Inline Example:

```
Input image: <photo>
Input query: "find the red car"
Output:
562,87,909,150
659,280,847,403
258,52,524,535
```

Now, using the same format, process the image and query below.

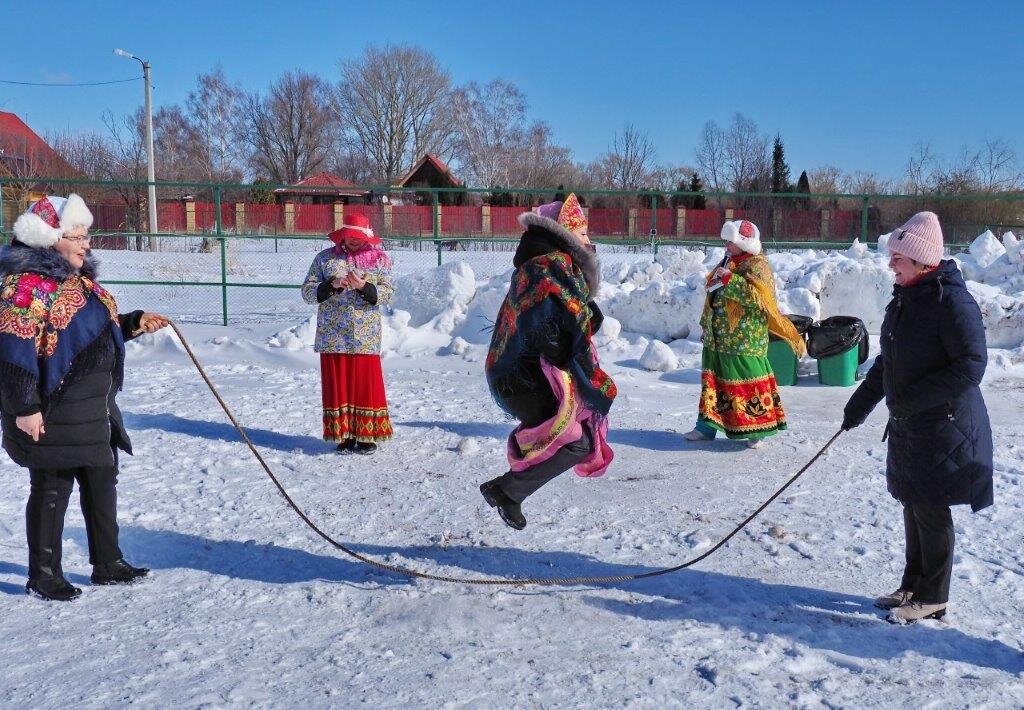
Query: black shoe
479,479,526,530
354,442,377,455
336,439,357,454
26,577,82,602
91,559,150,585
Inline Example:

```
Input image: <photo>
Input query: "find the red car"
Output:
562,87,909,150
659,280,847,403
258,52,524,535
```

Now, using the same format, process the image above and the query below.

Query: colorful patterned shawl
703,252,806,357
0,247,123,412
486,252,617,417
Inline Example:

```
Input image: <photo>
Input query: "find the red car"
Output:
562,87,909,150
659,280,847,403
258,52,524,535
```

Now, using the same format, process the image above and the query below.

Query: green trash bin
808,316,868,387
817,346,859,386
767,338,798,386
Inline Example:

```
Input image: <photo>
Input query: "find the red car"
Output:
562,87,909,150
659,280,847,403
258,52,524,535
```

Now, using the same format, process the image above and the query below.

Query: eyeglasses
63,234,91,244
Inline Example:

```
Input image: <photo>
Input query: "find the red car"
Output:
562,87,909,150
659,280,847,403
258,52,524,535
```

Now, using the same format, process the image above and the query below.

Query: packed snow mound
268,315,317,351
970,230,1006,269
280,229,1024,357
452,271,511,345
639,339,679,371
1002,231,1022,265
393,261,476,328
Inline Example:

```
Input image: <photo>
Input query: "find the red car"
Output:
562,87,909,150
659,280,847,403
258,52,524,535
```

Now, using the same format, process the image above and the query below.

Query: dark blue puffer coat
844,259,993,511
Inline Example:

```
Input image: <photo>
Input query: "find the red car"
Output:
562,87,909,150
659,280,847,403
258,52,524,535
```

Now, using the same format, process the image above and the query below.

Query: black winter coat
844,260,993,511
493,224,603,427
0,245,143,470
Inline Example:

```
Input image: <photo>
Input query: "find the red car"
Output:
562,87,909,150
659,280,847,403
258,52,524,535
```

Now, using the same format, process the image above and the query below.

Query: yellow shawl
704,253,807,357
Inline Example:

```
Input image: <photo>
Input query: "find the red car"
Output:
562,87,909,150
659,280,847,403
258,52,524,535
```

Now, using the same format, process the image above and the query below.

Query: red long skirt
320,353,393,443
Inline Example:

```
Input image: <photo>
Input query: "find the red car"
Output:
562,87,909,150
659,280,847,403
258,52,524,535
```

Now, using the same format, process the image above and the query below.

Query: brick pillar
628,208,638,237
676,207,686,237
383,203,393,233
772,209,783,240
185,200,196,233
821,209,832,240
724,208,734,220
284,202,295,233
235,203,245,233
481,204,491,235
333,202,344,230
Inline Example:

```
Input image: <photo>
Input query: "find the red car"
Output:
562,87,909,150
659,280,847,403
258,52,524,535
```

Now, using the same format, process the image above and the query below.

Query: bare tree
336,45,455,183
904,142,938,193
807,165,843,194
100,109,149,240
694,120,728,203
242,70,336,184
723,112,769,192
187,67,245,183
505,123,579,196
153,105,200,184
602,124,657,190
975,138,1021,192
450,79,528,188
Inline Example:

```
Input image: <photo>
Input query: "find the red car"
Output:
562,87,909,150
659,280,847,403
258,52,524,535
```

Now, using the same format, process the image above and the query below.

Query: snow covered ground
2,236,1023,707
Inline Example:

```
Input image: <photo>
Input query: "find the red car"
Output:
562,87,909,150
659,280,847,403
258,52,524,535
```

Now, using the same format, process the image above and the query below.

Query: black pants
26,465,122,581
495,429,593,504
900,503,954,605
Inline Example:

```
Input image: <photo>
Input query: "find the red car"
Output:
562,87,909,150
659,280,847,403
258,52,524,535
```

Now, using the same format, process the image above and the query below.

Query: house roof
274,172,369,197
0,111,76,177
394,154,461,188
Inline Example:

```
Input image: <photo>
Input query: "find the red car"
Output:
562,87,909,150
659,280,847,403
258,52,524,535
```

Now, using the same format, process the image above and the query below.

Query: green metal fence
1,176,1021,326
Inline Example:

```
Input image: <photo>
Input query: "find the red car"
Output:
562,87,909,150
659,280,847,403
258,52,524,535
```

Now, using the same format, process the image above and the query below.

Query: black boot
91,559,149,585
480,479,526,530
336,439,357,454
26,577,82,602
354,442,377,455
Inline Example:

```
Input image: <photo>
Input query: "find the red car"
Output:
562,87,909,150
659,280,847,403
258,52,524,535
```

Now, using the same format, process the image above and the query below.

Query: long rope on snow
166,321,843,586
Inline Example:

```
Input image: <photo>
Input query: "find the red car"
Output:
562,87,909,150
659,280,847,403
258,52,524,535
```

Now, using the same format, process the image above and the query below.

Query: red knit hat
327,213,381,246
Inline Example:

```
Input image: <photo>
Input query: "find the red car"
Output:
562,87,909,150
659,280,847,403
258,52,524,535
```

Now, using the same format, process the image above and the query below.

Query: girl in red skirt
301,213,394,454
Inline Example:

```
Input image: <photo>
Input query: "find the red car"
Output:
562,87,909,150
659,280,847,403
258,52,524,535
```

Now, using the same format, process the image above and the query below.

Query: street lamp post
114,48,157,234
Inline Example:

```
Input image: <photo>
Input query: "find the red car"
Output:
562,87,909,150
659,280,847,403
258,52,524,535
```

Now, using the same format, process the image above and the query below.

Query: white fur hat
720,219,762,255
12,194,94,248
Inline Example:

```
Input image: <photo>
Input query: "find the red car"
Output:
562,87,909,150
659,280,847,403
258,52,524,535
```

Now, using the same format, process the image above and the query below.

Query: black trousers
26,465,123,581
495,429,593,504
900,503,954,605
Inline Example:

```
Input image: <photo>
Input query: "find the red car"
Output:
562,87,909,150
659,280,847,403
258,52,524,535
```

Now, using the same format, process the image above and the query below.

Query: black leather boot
91,559,150,585
26,577,82,602
479,479,527,530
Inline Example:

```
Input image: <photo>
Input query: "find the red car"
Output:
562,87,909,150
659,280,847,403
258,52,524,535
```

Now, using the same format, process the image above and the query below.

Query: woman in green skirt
683,219,805,448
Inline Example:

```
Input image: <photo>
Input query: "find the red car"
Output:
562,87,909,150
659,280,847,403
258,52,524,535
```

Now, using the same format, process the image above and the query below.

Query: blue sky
2,0,1021,181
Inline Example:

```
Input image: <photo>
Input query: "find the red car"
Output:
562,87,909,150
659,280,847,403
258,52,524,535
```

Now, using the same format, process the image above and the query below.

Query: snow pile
970,230,1006,269
392,261,476,330
269,230,1024,362
638,339,679,371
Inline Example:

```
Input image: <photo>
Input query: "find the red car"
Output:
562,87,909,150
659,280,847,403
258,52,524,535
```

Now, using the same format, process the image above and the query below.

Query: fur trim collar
0,243,98,281
514,219,600,294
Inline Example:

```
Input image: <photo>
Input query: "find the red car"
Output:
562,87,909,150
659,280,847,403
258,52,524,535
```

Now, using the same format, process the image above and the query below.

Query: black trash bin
807,316,868,386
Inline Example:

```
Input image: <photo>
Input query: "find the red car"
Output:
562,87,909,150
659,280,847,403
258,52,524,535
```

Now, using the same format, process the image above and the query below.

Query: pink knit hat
888,211,944,266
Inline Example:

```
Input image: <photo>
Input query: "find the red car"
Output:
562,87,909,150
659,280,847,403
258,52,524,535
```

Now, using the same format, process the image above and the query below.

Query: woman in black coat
0,195,169,601
843,211,993,623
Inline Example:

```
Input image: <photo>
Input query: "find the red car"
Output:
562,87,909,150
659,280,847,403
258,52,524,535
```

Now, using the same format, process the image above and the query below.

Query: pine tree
689,173,707,209
796,170,811,209
771,136,792,193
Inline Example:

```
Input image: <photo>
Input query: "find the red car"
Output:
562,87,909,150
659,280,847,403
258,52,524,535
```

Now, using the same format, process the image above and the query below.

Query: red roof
394,154,461,188
274,172,368,196
0,111,75,176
